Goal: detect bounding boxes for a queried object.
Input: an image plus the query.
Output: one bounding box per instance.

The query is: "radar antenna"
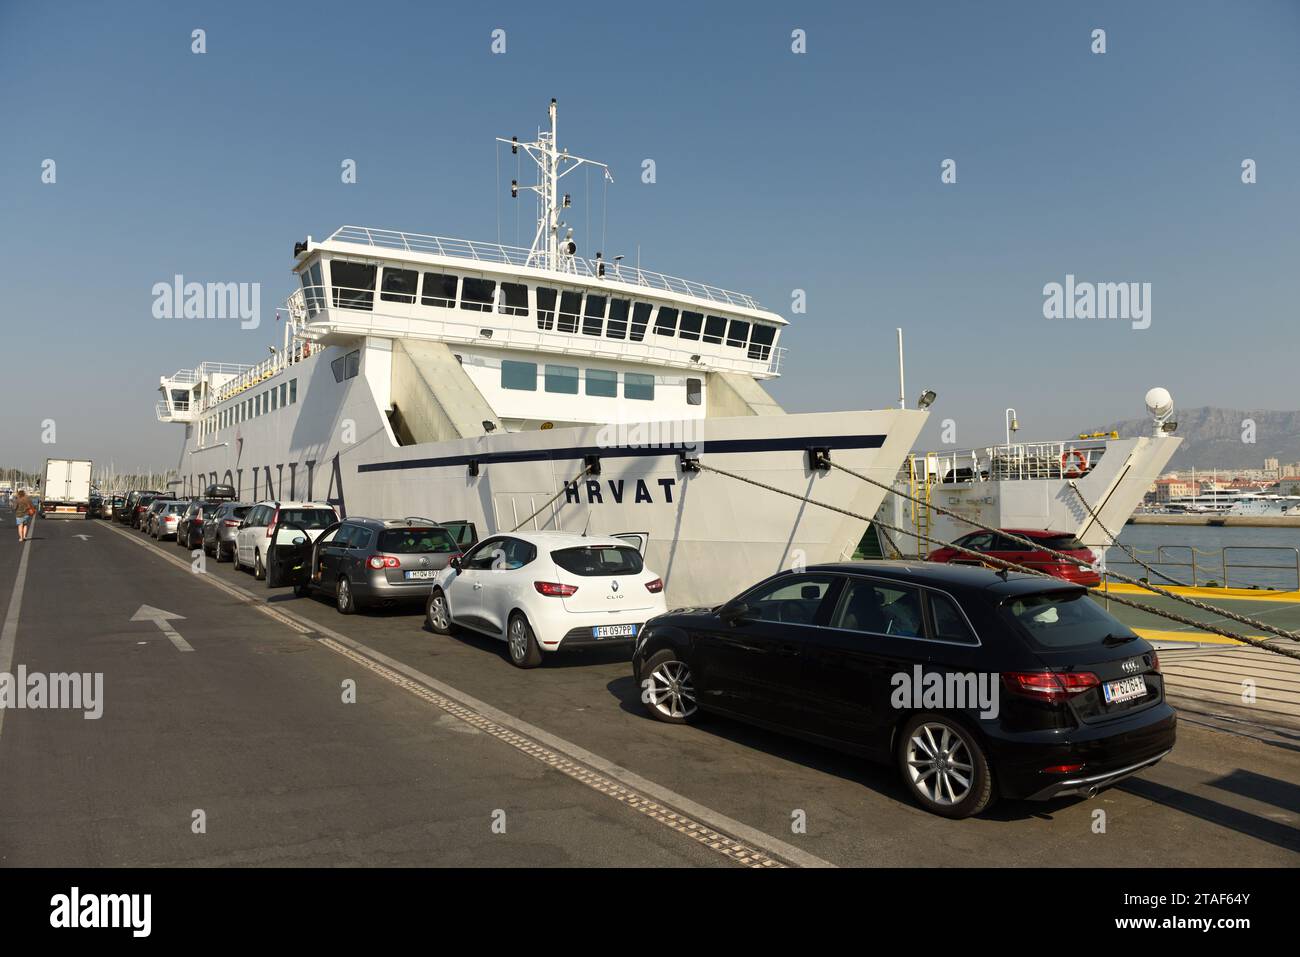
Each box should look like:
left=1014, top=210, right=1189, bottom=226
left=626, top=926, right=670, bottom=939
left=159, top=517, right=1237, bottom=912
left=498, top=98, right=613, bottom=272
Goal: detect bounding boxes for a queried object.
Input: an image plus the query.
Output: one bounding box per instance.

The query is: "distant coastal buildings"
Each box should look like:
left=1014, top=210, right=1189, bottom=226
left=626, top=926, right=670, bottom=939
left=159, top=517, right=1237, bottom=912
left=1145, top=459, right=1300, bottom=503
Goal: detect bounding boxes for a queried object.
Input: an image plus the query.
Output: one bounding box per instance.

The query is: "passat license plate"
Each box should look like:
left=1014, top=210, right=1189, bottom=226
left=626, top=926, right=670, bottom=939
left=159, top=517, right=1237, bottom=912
left=403, top=570, right=437, bottom=580
left=593, top=623, right=637, bottom=639
left=1103, top=675, right=1147, bottom=704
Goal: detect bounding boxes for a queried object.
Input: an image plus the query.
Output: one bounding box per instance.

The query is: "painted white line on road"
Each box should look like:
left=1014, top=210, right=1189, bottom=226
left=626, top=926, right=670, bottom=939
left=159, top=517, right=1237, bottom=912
left=104, top=521, right=836, bottom=868
left=0, top=540, right=33, bottom=737
left=130, top=605, right=195, bottom=652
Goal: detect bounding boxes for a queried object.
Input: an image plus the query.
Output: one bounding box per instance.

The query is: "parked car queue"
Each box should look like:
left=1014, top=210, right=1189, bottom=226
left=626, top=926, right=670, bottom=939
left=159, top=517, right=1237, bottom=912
left=112, top=491, right=1174, bottom=820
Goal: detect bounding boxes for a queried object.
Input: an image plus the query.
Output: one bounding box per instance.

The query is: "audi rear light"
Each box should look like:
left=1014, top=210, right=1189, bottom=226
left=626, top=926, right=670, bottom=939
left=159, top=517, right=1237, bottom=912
left=534, top=581, right=578, bottom=597
left=367, top=555, right=400, bottom=569
left=1042, top=763, right=1086, bottom=774
left=1002, top=670, right=1099, bottom=702
left=645, top=578, right=664, bottom=593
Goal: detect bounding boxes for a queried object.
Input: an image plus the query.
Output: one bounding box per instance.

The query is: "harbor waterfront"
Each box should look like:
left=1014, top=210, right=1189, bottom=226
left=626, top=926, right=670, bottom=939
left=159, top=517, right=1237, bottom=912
left=2, top=0, right=1295, bottom=928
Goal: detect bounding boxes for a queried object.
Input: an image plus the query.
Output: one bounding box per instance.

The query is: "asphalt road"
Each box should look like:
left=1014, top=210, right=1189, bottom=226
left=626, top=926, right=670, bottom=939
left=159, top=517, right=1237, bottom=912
left=2, top=513, right=1298, bottom=867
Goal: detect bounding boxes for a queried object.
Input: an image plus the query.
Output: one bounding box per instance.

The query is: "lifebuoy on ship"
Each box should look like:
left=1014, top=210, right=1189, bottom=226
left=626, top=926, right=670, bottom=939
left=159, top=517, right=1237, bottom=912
left=1060, top=449, right=1088, bottom=478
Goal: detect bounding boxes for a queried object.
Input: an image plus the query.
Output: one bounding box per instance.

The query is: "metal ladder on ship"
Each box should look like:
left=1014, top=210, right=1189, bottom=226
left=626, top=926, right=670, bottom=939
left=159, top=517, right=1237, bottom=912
left=907, top=454, right=935, bottom=556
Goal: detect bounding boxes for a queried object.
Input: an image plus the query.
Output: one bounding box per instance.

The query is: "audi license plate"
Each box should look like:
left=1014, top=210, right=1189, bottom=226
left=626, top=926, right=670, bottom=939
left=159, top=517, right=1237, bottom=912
left=1103, top=675, right=1147, bottom=704
left=403, top=570, right=437, bottom=580
left=593, top=624, right=637, bottom=639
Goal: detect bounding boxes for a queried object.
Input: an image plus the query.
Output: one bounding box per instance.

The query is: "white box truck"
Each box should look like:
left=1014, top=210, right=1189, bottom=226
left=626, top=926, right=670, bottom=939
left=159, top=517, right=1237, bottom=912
left=40, top=458, right=93, bottom=519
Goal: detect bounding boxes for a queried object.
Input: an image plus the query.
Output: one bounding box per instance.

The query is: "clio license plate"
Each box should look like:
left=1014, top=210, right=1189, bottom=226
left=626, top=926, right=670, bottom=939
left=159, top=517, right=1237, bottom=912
left=593, top=624, right=637, bottom=639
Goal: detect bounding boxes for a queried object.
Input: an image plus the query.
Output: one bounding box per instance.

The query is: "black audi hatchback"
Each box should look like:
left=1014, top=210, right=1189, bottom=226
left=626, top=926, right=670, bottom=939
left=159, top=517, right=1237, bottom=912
left=632, top=562, right=1175, bottom=818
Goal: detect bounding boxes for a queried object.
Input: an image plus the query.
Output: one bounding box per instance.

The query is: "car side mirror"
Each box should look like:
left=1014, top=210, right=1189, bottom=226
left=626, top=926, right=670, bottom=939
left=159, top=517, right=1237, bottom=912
left=449, top=555, right=462, bottom=572
left=721, top=602, right=754, bottom=625
left=239, top=520, right=249, bottom=529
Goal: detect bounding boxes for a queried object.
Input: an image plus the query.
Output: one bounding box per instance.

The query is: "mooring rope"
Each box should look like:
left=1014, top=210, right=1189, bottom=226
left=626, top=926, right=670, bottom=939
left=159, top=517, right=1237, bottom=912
left=511, top=463, right=593, bottom=532
left=1068, top=482, right=1187, bottom=587
left=690, top=459, right=1300, bottom=662
left=824, top=458, right=1300, bottom=652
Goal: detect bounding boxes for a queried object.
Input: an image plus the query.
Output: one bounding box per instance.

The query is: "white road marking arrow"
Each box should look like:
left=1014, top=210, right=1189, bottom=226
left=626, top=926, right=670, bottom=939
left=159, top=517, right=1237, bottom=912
left=130, top=605, right=194, bottom=652
left=74, top=534, right=92, bottom=541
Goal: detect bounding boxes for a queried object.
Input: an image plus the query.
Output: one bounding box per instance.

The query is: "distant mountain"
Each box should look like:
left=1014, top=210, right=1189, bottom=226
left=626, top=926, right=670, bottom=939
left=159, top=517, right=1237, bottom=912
left=1100, top=407, right=1300, bottom=471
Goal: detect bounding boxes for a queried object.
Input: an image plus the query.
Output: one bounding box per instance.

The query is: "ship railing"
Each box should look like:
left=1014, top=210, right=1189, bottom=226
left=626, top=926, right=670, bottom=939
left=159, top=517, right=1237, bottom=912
left=1101, top=544, right=1300, bottom=591
left=917, top=440, right=1112, bottom=483
left=195, top=361, right=254, bottom=379
left=210, top=349, right=299, bottom=406
left=326, top=225, right=762, bottom=310
left=291, top=284, right=785, bottom=376
left=156, top=400, right=196, bottom=422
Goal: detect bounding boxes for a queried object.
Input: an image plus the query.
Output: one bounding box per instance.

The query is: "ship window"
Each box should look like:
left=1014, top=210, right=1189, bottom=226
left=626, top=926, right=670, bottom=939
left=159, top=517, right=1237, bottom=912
left=380, top=267, right=418, bottom=304
left=625, top=373, right=655, bottom=400
left=536, top=287, right=557, bottom=330
left=557, top=291, right=582, bottom=333
left=330, top=261, right=376, bottom=310
left=582, top=295, right=607, bottom=336
left=678, top=311, right=703, bottom=341
left=290, top=379, right=297, bottom=404
left=654, top=306, right=678, bottom=337
left=270, top=387, right=278, bottom=411
left=586, top=368, right=617, bottom=397
left=606, top=299, right=629, bottom=339
left=544, top=364, right=579, bottom=394
left=501, top=360, right=537, bottom=391
left=421, top=272, right=458, bottom=308
left=687, top=378, right=703, bottom=405
left=301, top=262, right=325, bottom=316
left=703, top=315, right=727, bottom=344
left=279, top=382, right=287, bottom=407
left=332, top=350, right=361, bottom=382
left=748, top=324, right=776, bottom=360
left=460, top=277, right=496, bottom=312
left=499, top=282, right=529, bottom=317
left=629, top=302, right=652, bottom=341
left=726, top=319, right=750, bottom=348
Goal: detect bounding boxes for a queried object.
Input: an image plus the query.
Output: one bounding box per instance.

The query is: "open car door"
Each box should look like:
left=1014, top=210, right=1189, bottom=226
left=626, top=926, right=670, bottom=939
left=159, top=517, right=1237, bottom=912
left=439, top=519, right=479, bottom=552
left=611, top=532, right=649, bottom=555
left=267, top=522, right=316, bottom=588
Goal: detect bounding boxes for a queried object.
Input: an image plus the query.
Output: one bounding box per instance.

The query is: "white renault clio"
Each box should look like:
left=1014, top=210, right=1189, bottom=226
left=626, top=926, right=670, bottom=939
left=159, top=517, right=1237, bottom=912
left=426, top=531, right=667, bottom=668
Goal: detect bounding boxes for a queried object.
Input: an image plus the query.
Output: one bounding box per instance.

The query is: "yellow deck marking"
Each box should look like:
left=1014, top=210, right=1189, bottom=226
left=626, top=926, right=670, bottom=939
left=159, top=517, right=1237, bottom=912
left=1103, top=583, right=1300, bottom=603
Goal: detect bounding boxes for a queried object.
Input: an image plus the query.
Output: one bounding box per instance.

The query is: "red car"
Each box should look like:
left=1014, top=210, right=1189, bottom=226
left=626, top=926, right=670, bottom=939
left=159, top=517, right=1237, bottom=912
left=926, top=529, right=1101, bottom=586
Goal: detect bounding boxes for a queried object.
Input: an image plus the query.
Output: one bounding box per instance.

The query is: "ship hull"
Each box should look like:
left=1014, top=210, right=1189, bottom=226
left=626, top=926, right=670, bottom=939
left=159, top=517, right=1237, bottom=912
left=177, top=346, right=928, bottom=606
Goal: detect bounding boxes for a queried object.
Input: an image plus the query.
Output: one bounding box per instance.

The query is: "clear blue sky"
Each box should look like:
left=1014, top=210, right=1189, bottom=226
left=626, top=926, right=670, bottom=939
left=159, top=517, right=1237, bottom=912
left=2, top=0, right=1297, bottom=471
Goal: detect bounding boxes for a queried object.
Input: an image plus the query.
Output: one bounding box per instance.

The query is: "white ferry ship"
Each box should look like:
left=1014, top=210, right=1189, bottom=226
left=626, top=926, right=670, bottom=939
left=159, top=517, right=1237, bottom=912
left=156, top=101, right=929, bottom=606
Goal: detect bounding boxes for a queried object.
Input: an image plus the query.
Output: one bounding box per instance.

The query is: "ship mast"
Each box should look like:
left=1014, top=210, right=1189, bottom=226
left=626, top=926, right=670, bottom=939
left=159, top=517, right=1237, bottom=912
left=498, top=98, right=613, bottom=271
